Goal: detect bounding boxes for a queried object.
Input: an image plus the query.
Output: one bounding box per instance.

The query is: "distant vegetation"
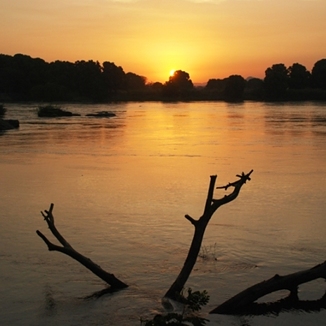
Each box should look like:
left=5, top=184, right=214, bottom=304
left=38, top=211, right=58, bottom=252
left=0, top=53, right=325, bottom=102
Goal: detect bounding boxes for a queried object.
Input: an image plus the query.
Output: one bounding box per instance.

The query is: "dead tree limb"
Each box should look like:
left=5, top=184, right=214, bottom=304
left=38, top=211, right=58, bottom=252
left=210, top=261, right=326, bottom=314
left=218, top=292, right=326, bottom=316
left=164, top=170, right=253, bottom=301
left=36, top=203, right=128, bottom=291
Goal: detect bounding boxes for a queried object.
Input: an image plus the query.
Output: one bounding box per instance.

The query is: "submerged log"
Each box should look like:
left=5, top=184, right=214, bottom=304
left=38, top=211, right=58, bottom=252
left=225, top=291, right=326, bottom=315
left=210, top=261, right=326, bottom=314
left=36, top=203, right=128, bottom=291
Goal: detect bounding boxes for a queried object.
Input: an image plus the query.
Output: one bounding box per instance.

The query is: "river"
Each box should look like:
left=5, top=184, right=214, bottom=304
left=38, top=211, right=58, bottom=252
left=0, top=101, right=326, bottom=326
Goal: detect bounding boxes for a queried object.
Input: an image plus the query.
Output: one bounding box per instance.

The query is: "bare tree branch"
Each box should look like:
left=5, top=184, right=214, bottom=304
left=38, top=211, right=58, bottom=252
left=36, top=230, right=63, bottom=251
left=36, top=203, right=128, bottom=291
left=184, top=214, right=197, bottom=225
left=40, top=203, right=72, bottom=248
left=212, top=170, right=253, bottom=208
left=164, top=171, right=253, bottom=301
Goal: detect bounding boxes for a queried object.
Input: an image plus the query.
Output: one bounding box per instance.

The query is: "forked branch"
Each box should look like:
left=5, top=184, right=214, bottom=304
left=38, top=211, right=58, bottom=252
left=211, top=170, right=253, bottom=211
left=39, top=203, right=72, bottom=248
left=164, top=171, right=253, bottom=301
left=36, top=203, right=128, bottom=291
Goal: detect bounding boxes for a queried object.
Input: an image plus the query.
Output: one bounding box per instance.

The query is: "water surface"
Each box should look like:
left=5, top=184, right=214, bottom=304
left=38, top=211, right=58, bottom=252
left=0, top=101, right=326, bottom=325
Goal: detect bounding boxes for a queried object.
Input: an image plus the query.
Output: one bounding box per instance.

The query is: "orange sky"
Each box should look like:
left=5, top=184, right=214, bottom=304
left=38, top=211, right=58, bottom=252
left=1, top=0, right=326, bottom=84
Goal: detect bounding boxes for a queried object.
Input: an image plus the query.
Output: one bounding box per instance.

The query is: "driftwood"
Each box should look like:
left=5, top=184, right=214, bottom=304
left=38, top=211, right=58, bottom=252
left=215, top=291, right=326, bottom=316
left=164, top=171, right=253, bottom=301
left=211, top=261, right=326, bottom=315
left=36, top=203, right=128, bottom=291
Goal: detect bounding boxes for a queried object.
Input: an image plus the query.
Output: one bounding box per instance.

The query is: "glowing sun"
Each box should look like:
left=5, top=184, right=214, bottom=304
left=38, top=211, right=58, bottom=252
left=169, top=69, right=175, bottom=77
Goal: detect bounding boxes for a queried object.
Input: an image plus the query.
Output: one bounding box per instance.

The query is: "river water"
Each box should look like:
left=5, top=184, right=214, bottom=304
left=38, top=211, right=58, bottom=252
left=0, top=101, right=326, bottom=326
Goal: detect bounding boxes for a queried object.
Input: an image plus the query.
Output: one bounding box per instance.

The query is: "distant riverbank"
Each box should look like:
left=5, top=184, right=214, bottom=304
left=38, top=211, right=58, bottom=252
left=1, top=54, right=326, bottom=103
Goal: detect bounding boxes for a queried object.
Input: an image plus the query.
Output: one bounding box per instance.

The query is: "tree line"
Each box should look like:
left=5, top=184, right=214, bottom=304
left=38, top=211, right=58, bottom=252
left=0, top=53, right=325, bottom=102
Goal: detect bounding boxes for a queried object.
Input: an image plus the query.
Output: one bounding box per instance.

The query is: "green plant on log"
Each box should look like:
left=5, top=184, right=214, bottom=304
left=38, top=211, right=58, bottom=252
left=141, top=288, right=210, bottom=326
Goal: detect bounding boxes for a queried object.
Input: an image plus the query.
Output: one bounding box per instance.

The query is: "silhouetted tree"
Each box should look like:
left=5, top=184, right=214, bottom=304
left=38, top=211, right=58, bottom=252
left=205, top=78, right=226, bottom=91
left=73, top=60, right=106, bottom=101
left=169, top=70, right=193, bottom=90
left=144, top=82, right=164, bottom=100
left=203, top=78, right=227, bottom=100
left=223, top=75, right=246, bottom=102
left=288, top=63, right=310, bottom=89
left=13, top=54, right=46, bottom=100
left=102, top=61, right=126, bottom=96
left=264, top=63, right=289, bottom=100
left=0, top=54, right=15, bottom=99
left=311, top=59, right=326, bottom=89
left=163, top=70, right=193, bottom=98
left=245, top=78, right=264, bottom=100
left=148, top=82, right=164, bottom=92
left=0, top=54, right=48, bottom=101
left=40, top=60, right=77, bottom=101
left=126, top=72, right=146, bottom=90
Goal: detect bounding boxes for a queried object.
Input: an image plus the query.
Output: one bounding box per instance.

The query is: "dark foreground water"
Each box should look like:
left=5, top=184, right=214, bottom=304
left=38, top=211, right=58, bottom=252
left=0, top=101, right=326, bottom=326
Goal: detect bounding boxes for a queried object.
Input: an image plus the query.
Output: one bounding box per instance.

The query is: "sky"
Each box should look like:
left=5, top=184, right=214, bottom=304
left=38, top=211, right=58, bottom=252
left=1, top=0, right=326, bottom=84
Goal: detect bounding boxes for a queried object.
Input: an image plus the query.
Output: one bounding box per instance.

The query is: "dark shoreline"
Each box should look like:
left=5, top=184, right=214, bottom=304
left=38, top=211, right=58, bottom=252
left=1, top=54, right=326, bottom=103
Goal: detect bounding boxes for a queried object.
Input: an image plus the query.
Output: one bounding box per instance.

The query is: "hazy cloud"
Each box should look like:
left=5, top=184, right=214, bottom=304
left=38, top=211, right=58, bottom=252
left=187, top=0, right=258, bottom=2
left=105, top=0, right=138, bottom=2
left=187, top=0, right=318, bottom=2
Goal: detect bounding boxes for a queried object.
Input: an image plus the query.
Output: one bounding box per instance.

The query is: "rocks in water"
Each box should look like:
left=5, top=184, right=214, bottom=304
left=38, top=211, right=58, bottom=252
left=86, top=111, right=116, bottom=118
left=36, top=106, right=116, bottom=118
left=37, top=106, right=116, bottom=118
left=37, top=105, right=80, bottom=117
left=0, top=119, right=19, bottom=130
left=0, top=104, right=6, bottom=117
left=0, top=104, right=19, bottom=131
left=0, top=105, right=116, bottom=132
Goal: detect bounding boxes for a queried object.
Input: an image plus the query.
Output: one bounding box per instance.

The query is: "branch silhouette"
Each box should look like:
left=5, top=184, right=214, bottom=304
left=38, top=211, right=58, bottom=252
left=36, top=203, right=128, bottom=292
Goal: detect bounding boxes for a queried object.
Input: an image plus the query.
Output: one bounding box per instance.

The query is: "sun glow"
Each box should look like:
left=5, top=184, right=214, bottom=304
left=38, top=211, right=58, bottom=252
left=169, top=69, right=175, bottom=77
